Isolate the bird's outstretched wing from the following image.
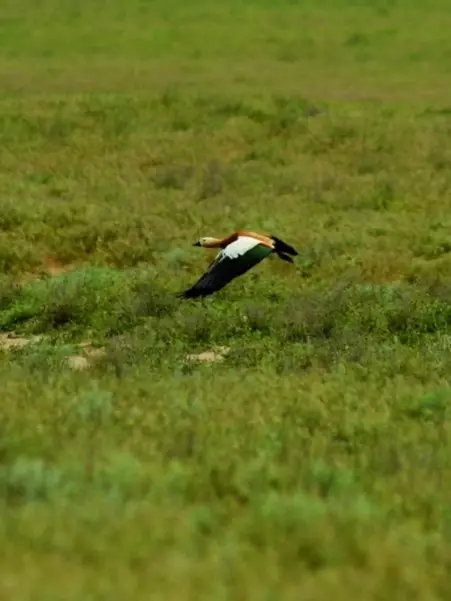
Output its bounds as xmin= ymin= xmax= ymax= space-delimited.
xmin=178 ymin=237 xmax=273 ymax=299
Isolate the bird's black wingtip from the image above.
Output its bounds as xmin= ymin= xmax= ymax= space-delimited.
xmin=176 ymin=290 xmax=191 ymax=299
xmin=278 ymin=252 xmax=295 ymax=263
xmin=270 ymin=235 xmax=299 ymax=257
xmin=176 ymin=288 xmax=205 ymax=300
xmin=177 ymin=287 xmax=217 ymax=300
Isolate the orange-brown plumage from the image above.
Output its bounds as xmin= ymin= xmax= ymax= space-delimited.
xmin=209 ymin=231 xmax=275 ymax=249
xmin=237 ymin=230 xmax=275 ymax=249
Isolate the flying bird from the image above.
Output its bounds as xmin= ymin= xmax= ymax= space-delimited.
xmin=178 ymin=230 xmax=298 ymax=299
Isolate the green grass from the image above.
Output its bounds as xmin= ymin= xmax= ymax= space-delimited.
xmin=3 ymin=0 xmax=451 ymax=598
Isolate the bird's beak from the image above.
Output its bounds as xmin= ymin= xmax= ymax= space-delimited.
xmin=193 ymin=241 xmax=201 ymax=247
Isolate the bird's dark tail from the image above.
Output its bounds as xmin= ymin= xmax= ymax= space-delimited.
xmin=271 ymin=235 xmax=298 ymax=257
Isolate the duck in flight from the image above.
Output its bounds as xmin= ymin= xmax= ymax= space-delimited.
xmin=178 ymin=230 xmax=298 ymax=299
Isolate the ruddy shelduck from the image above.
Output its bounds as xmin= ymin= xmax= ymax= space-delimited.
xmin=178 ymin=230 xmax=298 ymax=299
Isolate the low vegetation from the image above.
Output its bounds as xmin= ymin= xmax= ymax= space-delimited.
xmin=2 ymin=0 xmax=451 ymax=598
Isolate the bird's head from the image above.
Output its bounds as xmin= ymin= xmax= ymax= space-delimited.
xmin=192 ymin=236 xmax=222 ymax=248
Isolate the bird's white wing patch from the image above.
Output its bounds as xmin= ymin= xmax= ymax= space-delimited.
xmin=223 ymin=236 xmax=263 ymax=260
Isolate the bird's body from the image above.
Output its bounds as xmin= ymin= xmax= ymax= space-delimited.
xmin=178 ymin=230 xmax=298 ymax=299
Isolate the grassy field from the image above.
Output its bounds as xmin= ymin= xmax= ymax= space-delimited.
xmin=3 ymin=0 xmax=451 ymax=598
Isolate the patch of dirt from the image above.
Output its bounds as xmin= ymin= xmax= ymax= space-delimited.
xmin=67 ymin=342 xmax=107 ymax=371
xmin=40 ymin=257 xmax=78 ymax=277
xmin=0 ymin=332 xmax=42 ymax=350
xmin=186 ymin=346 xmax=230 ymax=363
xmin=18 ymin=257 xmax=80 ymax=285
xmin=0 ymin=334 xmax=230 ymax=369
xmin=67 ymin=355 xmax=90 ymax=371
xmin=0 ymin=332 xmax=106 ymax=372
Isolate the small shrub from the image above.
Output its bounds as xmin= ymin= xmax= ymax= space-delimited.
xmin=244 ymin=305 xmax=272 ymax=335
xmin=181 ymin=309 xmax=215 ymax=345
xmin=131 ymin=279 xmax=177 ymax=319
xmin=405 ymin=389 xmax=451 ymax=423
xmin=152 ymin=164 xmax=193 ymax=190
xmin=197 ymin=160 xmax=226 ymax=200
xmin=0 ymin=458 xmax=68 ymax=504
xmin=269 ymin=94 xmax=310 ymax=135
xmin=0 ymin=276 xmax=21 ymax=312
xmin=275 ymin=283 xmax=350 ymax=343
